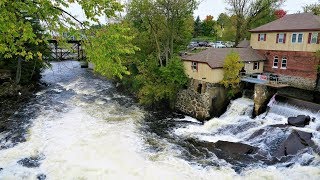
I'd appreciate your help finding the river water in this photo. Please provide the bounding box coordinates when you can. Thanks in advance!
[0,61,319,179]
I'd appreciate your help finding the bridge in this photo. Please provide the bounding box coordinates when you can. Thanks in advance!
[47,39,85,61]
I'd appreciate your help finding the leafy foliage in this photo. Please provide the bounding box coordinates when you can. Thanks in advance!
[120,0,197,106]
[0,0,123,61]
[85,23,139,79]
[226,0,285,45]
[134,56,188,106]
[221,51,244,95]
[303,3,320,15]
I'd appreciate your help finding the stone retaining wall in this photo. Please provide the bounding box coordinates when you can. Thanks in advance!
[279,75,316,91]
[175,79,229,120]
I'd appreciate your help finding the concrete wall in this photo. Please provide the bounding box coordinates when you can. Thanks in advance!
[183,61,224,83]
[250,32,320,52]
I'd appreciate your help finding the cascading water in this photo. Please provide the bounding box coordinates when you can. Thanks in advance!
[0,61,319,179]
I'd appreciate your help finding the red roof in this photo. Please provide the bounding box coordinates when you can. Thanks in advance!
[182,48,265,69]
[250,13,320,32]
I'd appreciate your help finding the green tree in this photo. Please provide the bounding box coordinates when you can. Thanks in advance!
[85,23,139,80]
[0,0,122,83]
[127,0,198,66]
[194,16,203,37]
[216,13,236,41]
[221,51,244,96]
[202,15,216,37]
[303,3,320,15]
[226,0,284,45]
[123,0,197,106]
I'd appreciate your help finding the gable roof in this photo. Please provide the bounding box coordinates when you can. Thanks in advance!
[182,48,265,69]
[250,13,320,33]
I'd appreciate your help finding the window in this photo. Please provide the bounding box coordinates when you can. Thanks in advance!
[277,33,286,43]
[191,62,198,71]
[273,56,279,68]
[311,33,318,44]
[281,57,287,69]
[292,33,303,43]
[258,34,266,41]
[253,62,259,70]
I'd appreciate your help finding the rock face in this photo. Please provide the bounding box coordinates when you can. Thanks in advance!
[276,130,317,158]
[175,79,229,120]
[253,84,277,117]
[214,141,258,155]
[288,115,311,127]
[186,139,262,170]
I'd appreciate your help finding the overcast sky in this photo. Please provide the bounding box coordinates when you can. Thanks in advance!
[194,0,320,20]
[67,0,320,23]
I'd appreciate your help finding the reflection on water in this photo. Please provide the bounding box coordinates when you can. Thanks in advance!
[0,61,319,179]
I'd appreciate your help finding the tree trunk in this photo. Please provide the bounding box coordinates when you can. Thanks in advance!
[15,57,22,84]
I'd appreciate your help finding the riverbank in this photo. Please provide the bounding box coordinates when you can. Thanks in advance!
[0,83,41,132]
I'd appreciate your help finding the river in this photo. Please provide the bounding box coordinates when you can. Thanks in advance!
[0,61,319,179]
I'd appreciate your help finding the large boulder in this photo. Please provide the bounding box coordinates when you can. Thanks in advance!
[214,141,258,155]
[288,115,311,127]
[275,130,316,158]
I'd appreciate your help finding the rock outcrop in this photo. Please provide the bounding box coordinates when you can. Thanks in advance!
[275,130,318,157]
[288,115,311,127]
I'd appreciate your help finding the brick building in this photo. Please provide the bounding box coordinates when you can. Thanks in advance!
[249,13,320,90]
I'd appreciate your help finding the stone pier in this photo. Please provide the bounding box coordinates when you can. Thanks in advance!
[253,84,277,117]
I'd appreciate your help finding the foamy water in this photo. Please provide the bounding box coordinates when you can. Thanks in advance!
[0,61,319,179]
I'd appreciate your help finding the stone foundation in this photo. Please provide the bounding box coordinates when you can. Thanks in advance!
[278,75,316,91]
[175,79,229,120]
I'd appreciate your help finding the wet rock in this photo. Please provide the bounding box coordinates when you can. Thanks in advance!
[275,130,315,158]
[37,174,46,180]
[185,138,263,171]
[214,141,258,155]
[247,129,265,140]
[288,115,311,127]
[17,155,43,168]
[269,124,288,129]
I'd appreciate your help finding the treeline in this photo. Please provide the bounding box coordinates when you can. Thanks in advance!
[194,0,287,45]
[86,0,198,107]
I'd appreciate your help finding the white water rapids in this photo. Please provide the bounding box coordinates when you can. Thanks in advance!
[0,61,319,179]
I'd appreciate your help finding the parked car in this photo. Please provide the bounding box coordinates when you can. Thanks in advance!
[187,42,199,49]
[225,41,235,48]
[208,42,215,47]
[215,43,226,48]
[198,41,209,47]
[215,41,224,45]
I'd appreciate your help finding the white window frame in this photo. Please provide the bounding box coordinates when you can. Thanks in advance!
[291,33,303,43]
[191,62,198,71]
[273,56,279,68]
[311,32,318,44]
[278,33,285,43]
[253,62,259,70]
[281,57,287,69]
[259,34,266,41]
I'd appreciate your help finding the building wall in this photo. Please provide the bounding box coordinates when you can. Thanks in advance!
[256,49,319,90]
[183,61,224,83]
[244,61,264,74]
[250,32,320,52]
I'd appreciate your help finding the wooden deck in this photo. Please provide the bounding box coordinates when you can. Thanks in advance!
[241,77,289,88]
